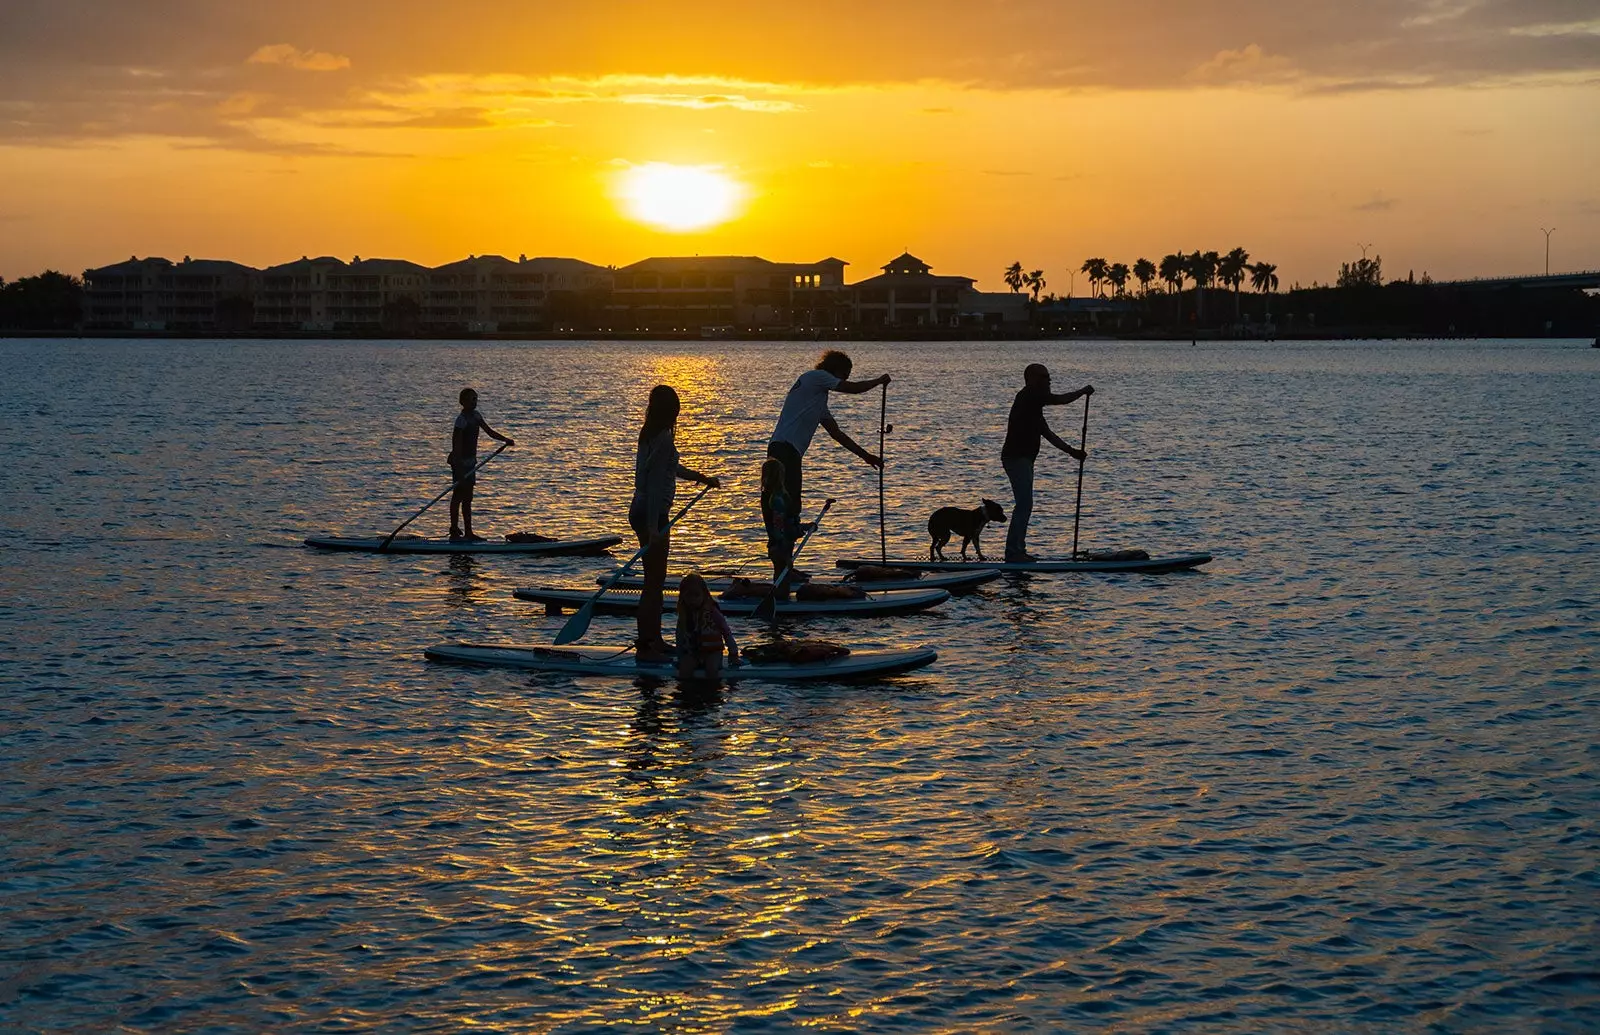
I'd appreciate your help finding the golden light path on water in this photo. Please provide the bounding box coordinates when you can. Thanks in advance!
[0,338,1595,1030]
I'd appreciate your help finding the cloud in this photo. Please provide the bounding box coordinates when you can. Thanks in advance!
[1189,44,1299,85]
[247,44,351,72]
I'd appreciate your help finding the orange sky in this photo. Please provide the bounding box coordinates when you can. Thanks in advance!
[2,1,1597,287]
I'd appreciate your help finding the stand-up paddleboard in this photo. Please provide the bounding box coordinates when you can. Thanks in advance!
[304,534,623,556]
[834,552,1213,574]
[513,585,950,617]
[425,642,938,681]
[594,568,1000,594]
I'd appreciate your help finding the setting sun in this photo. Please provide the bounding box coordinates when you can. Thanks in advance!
[617,163,744,232]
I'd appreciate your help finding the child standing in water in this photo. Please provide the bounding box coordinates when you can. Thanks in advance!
[674,573,738,680]
[760,458,802,600]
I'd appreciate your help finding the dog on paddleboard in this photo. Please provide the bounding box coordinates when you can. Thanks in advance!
[928,499,1007,561]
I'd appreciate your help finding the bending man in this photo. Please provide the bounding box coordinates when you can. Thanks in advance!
[766,350,888,532]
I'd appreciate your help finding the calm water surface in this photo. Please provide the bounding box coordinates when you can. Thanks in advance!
[1,338,1596,1032]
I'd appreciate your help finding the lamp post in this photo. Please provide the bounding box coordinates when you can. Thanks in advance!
[1541,227,1555,276]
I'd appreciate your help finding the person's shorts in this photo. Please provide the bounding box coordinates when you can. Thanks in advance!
[628,498,669,542]
[450,463,476,489]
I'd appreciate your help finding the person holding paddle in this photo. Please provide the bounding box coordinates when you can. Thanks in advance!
[1001,365,1092,563]
[631,385,721,663]
[766,350,888,538]
[449,388,514,542]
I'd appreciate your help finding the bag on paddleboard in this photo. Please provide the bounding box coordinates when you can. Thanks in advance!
[845,565,921,582]
[742,639,851,665]
[723,577,775,599]
[1079,549,1150,561]
[506,532,557,543]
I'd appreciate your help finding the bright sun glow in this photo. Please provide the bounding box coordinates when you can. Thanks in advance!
[618,163,744,231]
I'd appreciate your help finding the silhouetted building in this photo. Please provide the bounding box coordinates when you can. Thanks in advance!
[326,258,429,331]
[423,255,611,332]
[255,256,346,332]
[82,256,255,331]
[848,252,1012,328]
[608,256,848,332]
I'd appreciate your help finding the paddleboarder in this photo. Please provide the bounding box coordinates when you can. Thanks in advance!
[1001,365,1092,562]
[449,388,514,542]
[766,350,888,536]
[631,385,721,664]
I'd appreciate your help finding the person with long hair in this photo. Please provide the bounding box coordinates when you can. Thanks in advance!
[630,384,719,662]
[766,349,888,538]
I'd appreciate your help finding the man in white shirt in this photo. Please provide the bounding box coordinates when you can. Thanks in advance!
[766,350,890,532]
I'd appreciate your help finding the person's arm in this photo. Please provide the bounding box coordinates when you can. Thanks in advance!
[832,373,891,395]
[675,463,720,488]
[712,608,739,663]
[1041,422,1086,461]
[1046,384,1094,406]
[477,415,515,447]
[820,413,882,467]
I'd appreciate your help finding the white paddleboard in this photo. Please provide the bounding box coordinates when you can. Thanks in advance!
[594,568,1000,594]
[834,553,1213,574]
[512,585,950,617]
[425,642,938,681]
[304,534,623,556]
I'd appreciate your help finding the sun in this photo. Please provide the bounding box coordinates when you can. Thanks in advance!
[617,163,744,232]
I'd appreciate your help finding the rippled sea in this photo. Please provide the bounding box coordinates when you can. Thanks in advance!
[1,337,1596,1032]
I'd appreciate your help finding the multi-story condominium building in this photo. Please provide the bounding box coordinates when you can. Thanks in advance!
[424,255,612,332]
[325,258,430,331]
[608,256,849,332]
[82,256,255,331]
[255,256,347,332]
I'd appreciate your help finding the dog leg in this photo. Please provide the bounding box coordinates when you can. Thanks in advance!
[974,532,984,562]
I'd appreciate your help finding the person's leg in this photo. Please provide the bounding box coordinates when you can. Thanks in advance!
[637,528,670,657]
[1004,455,1035,560]
[768,442,803,529]
[461,484,475,538]
[770,539,794,600]
[701,653,723,680]
[449,477,466,537]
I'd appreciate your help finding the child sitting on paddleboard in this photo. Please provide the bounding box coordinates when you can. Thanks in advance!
[675,573,739,679]
[449,388,514,542]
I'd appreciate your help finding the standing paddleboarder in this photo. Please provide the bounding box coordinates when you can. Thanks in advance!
[1001,365,1092,563]
[631,385,721,664]
[766,350,889,540]
[449,388,515,542]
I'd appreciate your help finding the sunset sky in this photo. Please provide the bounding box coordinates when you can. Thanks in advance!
[2,0,1597,288]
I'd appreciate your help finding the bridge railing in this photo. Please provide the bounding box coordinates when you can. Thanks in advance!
[1434,269,1600,287]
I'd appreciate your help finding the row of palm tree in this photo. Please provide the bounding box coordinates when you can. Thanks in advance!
[1005,250,1281,323]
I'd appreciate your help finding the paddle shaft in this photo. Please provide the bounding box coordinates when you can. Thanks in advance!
[1070,393,1090,560]
[554,482,714,644]
[877,383,889,565]
[380,442,508,551]
[756,497,835,621]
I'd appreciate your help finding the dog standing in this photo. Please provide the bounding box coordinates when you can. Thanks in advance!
[928,499,1007,561]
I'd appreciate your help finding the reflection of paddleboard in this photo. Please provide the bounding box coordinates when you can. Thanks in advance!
[834,553,1213,574]
[304,534,623,555]
[512,585,950,617]
[424,642,938,681]
[595,568,1000,594]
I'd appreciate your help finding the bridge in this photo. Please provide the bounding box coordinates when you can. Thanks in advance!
[1433,269,1600,290]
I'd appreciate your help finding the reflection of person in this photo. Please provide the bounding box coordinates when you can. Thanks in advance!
[449,388,514,542]
[675,573,738,680]
[1001,365,1092,562]
[630,385,720,664]
[766,350,888,533]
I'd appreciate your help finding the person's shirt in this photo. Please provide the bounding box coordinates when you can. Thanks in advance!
[770,369,842,455]
[678,599,738,656]
[761,486,798,546]
[452,409,488,466]
[1001,383,1062,459]
[633,427,692,529]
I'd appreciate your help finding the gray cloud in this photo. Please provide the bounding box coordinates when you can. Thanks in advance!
[1,0,1596,151]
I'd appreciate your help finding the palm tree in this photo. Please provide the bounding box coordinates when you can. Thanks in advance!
[1217,246,1250,323]
[1248,261,1279,320]
[1080,257,1108,298]
[1133,258,1157,297]
[1186,251,1218,323]
[1024,269,1046,303]
[1106,262,1130,297]
[1003,262,1024,294]
[1159,252,1187,327]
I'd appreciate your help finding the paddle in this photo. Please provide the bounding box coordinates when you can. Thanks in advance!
[554,483,715,645]
[877,383,892,564]
[1070,392,1090,560]
[754,497,835,622]
[379,441,509,552]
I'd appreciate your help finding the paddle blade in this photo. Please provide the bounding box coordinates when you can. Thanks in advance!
[553,602,594,644]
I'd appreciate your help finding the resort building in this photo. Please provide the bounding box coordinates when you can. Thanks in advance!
[846,252,1025,329]
[325,258,430,332]
[424,255,612,333]
[607,256,849,332]
[82,256,255,331]
[255,256,347,332]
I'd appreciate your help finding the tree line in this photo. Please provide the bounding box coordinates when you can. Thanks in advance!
[1006,249,1282,323]
[0,271,83,331]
